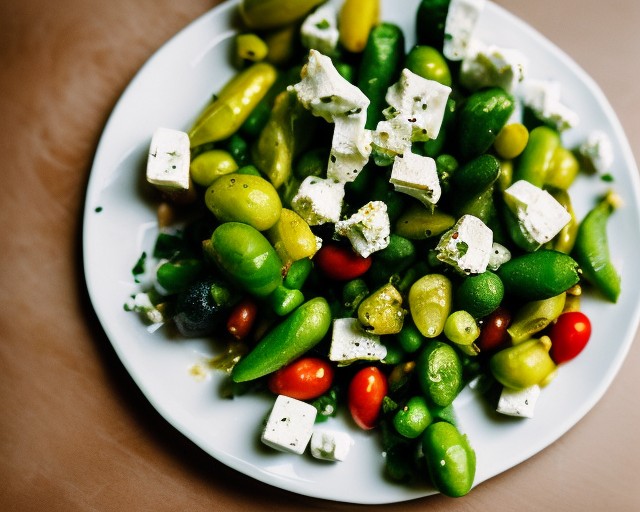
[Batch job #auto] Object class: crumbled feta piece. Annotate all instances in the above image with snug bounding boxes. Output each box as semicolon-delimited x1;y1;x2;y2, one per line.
436;214;493;275
291;49;370;123
329;318;387;365
496;385;541;418
519;79;579;132
335;201;391;257
460;39;527;93
261;395;317;455
371;116;413;157
146;127;191;190
310;429;354;461
300;5;340;56
291;176;345;225
389;152;441;207
327;114;372;183
124;292;164;325
487;242;511;271
503;180;571;246
443;0;486;61
385;69;452;141
578;130;614;174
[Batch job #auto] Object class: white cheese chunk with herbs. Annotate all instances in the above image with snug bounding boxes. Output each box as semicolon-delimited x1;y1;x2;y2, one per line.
519;79;579;132
301;5;340;56
385;69;452;141
389;152;441;207
504;180;571;246
371;116;413;157
487;242;511;271
436;214;493;275
335;201;391;257
310;429;354;461
291;49;370;123
496;384;541;418
329;318;387;365
261;395;317;455
578;130;614;174
146;127;191;190
443;0;486;61
327;114;373;183
460;39;527;93
291;176;345;225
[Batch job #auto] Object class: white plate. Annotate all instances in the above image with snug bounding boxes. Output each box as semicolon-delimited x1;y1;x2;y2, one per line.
83;0;640;504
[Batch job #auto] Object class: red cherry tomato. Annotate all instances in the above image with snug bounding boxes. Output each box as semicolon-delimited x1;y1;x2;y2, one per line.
314;243;372;281
267;357;334;400
548;311;592;364
348;366;388;430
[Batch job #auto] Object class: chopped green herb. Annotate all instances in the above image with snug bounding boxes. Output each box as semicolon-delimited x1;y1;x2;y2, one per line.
315;19;330;30
601;173;614;182
132;251;147;282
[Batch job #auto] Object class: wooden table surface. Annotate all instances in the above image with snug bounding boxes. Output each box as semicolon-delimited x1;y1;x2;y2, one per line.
2;1;639;510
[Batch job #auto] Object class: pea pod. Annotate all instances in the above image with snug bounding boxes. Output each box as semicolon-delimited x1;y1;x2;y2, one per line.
408;274;452;338
456;87;515;161
189;63;277;147
239;0;325;30
231;297;332;382
339;0;380;53
357;22;405;129
422;421;475;498
512;126;560;187
572;192;621;302
489;337;557;390
210;222;283;298
496;250;580;301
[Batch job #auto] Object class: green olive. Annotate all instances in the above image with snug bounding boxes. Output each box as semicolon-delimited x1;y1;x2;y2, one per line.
404;45;452;87
205;173;282;231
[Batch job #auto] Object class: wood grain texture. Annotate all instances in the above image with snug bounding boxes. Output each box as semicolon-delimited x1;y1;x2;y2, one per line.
1;1;638;511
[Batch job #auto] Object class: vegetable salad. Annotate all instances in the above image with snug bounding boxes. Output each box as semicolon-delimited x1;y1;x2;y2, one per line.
127;0;622;498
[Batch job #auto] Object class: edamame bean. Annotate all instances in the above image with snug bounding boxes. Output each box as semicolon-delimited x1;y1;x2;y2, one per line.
205;173;282;231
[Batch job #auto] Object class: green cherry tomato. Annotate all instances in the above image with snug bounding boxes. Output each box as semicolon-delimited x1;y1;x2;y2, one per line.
548;311;592;364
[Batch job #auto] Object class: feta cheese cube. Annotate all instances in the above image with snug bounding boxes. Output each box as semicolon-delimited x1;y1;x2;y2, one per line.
385;69;452;141
291;49;370;123
487;242;511;271
578;130;614;174
310;429;353;462
291;176;345;225
335;201;391;257
460;39;527;93
371;116;413;157
436;214;493;275
329;317;387;365
327;114;373;183
389;152;441;207
443;0;486;61
503;180;572;246
261;395;317;455
496;385;541;418
146;127;191;190
519;79;579;132
300;5;340;56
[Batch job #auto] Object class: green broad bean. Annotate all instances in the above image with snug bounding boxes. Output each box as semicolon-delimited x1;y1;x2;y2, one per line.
545;145;579;190
415;340;463;407
267;284;305;316
368;234;416;286
450;154;501;208
357;22;405;129
493;123;529;160
341;279;370;316
235;164;262;177
210;222;283;298
572;191;621;302
223;134;251;167
393;396;433;439
512;125;560;187
156;258;203;295
422;421;476;498
205;173;282;231
267;208;318;264
283;257;313;290
235;33;268;66
507;293;566;343
405;45;451;86
357;283;405;335
409;274;452;338
434;153;458;193
190;149;238;187
443;311;480;356
294;148;327;180
490;337;557;390
395;318;426;354
496;249;580;301
394;204;455;240
239;0;325;30
547;189;578;254
231;297;332;382
240;98;271;139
